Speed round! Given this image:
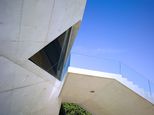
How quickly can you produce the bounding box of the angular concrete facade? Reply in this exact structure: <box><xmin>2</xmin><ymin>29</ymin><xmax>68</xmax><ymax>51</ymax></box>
<box><xmin>0</xmin><ymin>0</ymin><xmax>86</xmax><ymax>114</ymax></box>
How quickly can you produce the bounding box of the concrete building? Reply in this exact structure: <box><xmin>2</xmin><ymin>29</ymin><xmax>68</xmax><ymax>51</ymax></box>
<box><xmin>0</xmin><ymin>0</ymin><xmax>154</xmax><ymax>115</ymax></box>
<box><xmin>0</xmin><ymin>0</ymin><xmax>86</xmax><ymax>114</ymax></box>
<box><xmin>60</xmin><ymin>53</ymin><xmax>154</xmax><ymax>115</ymax></box>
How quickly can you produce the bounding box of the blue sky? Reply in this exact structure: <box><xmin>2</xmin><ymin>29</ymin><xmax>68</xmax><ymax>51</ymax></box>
<box><xmin>72</xmin><ymin>0</ymin><xmax>154</xmax><ymax>82</ymax></box>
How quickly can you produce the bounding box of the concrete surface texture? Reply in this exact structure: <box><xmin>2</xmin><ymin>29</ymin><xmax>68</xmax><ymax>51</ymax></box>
<box><xmin>0</xmin><ymin>0</ymin><xmax>86</xmax><ymax>115</ymax></box>
<box><xmin>60</xmin><ymin>68</ymin><xmax>154</xmax><ymax>115</ymax></box>
<box><xmin>68</xmin><ymin>67</ymin><xmax>154</xmax><ymax>104</ymax></box>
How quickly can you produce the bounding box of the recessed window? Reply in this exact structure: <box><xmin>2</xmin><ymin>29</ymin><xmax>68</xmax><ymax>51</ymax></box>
<box><xmin>29</xmin><ymin>21</ymin><xmax>81</xmax><ymax>80</ymax></box>
<box><xmin>29</xmin><ymin>28</ymin><xmax>71</xmax><ymax>80</ymax></box>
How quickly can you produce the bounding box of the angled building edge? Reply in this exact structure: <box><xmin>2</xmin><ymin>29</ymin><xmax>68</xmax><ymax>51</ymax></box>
<box><xmin>0</xmin><ymin>0</ymin><xmax>86</xmax><ymax>115</ymax></box>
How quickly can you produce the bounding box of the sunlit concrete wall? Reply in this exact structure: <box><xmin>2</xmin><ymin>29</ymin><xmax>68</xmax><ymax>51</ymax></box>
<box><xmin>0</xmin><ymin>0</ymin><xmax>86</xmax><ymax>114</ymax></box>
<box><xmin>60</xmin><ymin>68</ymin><xmax>154</xmax><ymax>115</ymax></box>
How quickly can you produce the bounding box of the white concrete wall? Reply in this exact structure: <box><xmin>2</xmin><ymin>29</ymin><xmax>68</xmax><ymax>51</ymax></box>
<box><xmin>0</xmin><ymin>56</ymin><xmax>61</xmax><ymax>115</ymax></box>
<box><xmin>0</xmin><ymin>0</ymin><xmax>86</xmax><ymax>114</ymax></box>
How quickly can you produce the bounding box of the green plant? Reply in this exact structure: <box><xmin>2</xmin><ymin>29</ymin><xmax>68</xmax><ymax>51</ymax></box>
<box><xmin>62</xmin><ymin>102</ymin><xmax>91</xmax><ymax>115</ymax></box>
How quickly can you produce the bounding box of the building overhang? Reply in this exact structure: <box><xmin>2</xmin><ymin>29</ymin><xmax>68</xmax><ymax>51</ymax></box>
<box><xmin>60</xmin><ymin>67</ymin><xmax>154</xmax><ymax>115</ymax></box>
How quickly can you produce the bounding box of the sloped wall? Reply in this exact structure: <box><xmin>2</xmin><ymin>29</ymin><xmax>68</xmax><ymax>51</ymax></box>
<box><xmin>0</xmin><ymin>56</ymin><xmax>61</xmax><ymax>115</ymax></box>
<box><xmin>0</xmin><ymin>0</ymin><xmax>86</xmax><ymax>115</ymax></box>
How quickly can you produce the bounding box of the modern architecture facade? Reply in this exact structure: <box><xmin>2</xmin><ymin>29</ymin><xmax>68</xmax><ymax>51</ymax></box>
<box><xmin>0</xmin><ymin>0</ymin><xmax>154</xmax><ymax>115</ymax></box>
<box><xmin>0</xmin><ymin>0</ymin><xmax>86</xmax><ymax>114</ymax></box>
<box><xmin>60</xmin><ymin>53</ymin><xmax>154</xmax><ymax>115</ymax></box>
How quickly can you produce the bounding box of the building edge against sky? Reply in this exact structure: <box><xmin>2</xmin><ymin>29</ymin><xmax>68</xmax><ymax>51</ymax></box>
<box><xmin>0</xmin><ymin>0</ymin><xmax>154</xmax><ymax>115</ymax></box>
<box><xmin>0</xmin><ymin>0</ymin><xmax>86</xmax><ymax>115</ymax></box>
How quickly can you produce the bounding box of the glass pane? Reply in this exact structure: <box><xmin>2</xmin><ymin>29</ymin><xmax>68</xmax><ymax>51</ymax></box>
<box><xmin>29</xmin><ymin>29</ymin><xmax>70</xmax><ymax>80</ymax></box>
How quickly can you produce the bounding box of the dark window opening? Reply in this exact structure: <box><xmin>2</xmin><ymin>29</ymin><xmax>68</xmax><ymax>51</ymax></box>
<box><xmin>29</xmin><ymin>28</ymin><xmax>72</xmax><ymax>80</ymax></box>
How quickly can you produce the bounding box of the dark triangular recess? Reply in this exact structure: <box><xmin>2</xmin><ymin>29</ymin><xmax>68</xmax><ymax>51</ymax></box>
<box><xmin>29</xmin><ymin>21</ymin><xmax>81</xmax><ymax>80</ymax></box>
<box><xmin>29</xmin><ymin>28</ymin><xmax>71</xmax><ymax>80</ymax></box>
